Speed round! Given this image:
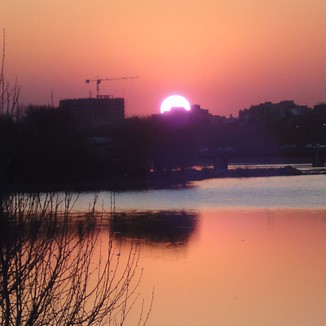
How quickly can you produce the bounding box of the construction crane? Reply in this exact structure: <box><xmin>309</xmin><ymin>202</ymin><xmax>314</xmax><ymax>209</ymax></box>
<box><xmin>85</xmin><ymin>76</ymin><xmax>138</xmax><ymax>98</ymax></box>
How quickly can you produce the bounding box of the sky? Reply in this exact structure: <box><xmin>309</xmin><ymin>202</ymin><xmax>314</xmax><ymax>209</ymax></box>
<box><xmin>1</xmin><ymin>0</ymin><xmax>326</xmax><ymax>117</ymax></box>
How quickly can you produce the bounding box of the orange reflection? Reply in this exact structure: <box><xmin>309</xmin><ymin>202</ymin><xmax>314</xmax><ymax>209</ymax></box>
<box><xmin>123</xmin><ymin>208</ymin><xmax>326</xmax><ymax>325</ymax></box>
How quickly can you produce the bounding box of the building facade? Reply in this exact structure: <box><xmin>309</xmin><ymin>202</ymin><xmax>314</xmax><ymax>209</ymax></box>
<box><xmin>59</xmin><ymin>96</ymin><xmax>124</xmax><ymax>131</ymax></box>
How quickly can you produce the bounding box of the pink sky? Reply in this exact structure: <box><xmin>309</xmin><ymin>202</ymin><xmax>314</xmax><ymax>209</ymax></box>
<box><xmin>1</xmin><ymin>0</ymin><xmax>326</xmax><ymax>116</ymax></box>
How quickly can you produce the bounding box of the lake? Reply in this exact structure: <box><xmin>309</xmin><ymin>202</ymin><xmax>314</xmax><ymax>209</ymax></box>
<box><xmin>74</xmin><ymin>174</ymin><xmax>326</xmax><ymax>325</ymax></box>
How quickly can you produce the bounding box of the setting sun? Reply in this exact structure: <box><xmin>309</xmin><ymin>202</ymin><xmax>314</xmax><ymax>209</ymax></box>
<box><xmin>160</xmin><ymin>95</ymin><xmax>191</xmax><ymax>114</ymax></box>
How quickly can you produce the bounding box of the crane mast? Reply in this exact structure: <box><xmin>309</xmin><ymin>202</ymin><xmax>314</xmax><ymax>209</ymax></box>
<box><xmin>85</xmin><ymin>76</ymin><xmax>138</xmax><ymax>98</ymax></box>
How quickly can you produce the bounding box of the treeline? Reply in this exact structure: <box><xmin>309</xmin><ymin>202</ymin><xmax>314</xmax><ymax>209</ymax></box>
<box><xmin>0</xmin><ymin>105</ymin><xmax>325</xmax><ymax>188</ymax></box>
<box><xmin>0</xmin><ymin>106</ymin><xmax>92</xmax><ymax>187</ymax></box>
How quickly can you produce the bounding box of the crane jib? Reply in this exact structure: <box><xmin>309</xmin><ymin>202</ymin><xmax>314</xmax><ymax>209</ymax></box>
<box><xmin>85</xmin><ymin>76</ymin><xmax>139</xmax><ymax>97</ymax></box>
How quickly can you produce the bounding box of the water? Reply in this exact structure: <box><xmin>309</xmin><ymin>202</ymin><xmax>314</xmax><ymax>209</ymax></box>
<box><xmin>132</xmin><ymin>208</ymin><xmax>326</xmax><ymax>326</ymax></box>
<box><xmin>2</xmin><ymin>174</ymin><xmax>325</xmax><ymax>325</ymax></box>
<box><xmin>104</xmin><ymin>174</ymin><xmax>325</xmax><ymax>326</ymax></box>
<box><xmin>76</xmin><ymin>174</ymin><xmax>326</xmax><ymax>211</ymax></box>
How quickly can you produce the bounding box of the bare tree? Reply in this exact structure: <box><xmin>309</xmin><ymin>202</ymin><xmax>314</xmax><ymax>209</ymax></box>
<box><xmin>0</xmin><ymin>29</ymin><xmax>21</xmax><ymax>118</ymax></box>
<box><xmin>0</xmin><ymin>192</ymin><xmax>153</xmax><ymax>325</ymax></box>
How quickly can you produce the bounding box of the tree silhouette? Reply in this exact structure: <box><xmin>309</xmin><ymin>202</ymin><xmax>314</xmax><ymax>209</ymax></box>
<box><xmin>0</xmin><ymin>29</ymin><xmax>20</xmax><ymax>118</ymax></box>
<box><xmin>0</xmin><ymin>193</ymin><xmax>152</xmax><ymax>325</ymax></box>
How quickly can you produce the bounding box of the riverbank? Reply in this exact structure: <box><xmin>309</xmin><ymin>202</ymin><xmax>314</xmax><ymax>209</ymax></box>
<box><xmin>3</xmin><ymin>165</ymin><xmax>323</xmax><ymax>193</ymax></box>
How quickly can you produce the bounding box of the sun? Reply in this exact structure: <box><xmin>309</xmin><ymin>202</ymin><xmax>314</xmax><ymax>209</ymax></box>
<box><xmin>160</xmin><ymin>95</ymin><xmax>191</xmax><ymax>114</ymax></box>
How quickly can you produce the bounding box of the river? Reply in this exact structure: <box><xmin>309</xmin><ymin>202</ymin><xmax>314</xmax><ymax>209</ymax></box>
<box><xmin>74</xmin><ymin>174</ymin><xmax>326</xmax><ymax>325</ymax></box>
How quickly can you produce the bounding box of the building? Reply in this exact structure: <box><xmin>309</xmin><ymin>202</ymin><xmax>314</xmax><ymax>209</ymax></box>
<box><xmin>190</xmin><ymin>104</ymin><xmax>212</xmax><ymax>123</ymax></box>
<box><xmin>59</xmin><ymin>96</ymin><xmax>124</xmax><ymax>131</ymax></box>
<box><xmin>152</xmin><ymin>103</ymin><xmax>212</xmax><ymax>126</ymax></box>
<box><xmin>238</xmin><ymin>100</ymin><xmax>311</xmax><ymax>124</ymax></box>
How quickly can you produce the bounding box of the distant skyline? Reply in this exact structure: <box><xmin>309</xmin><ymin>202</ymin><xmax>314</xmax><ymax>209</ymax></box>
<box><xmin>1</xmin><ymin>0</ymin><xmax>326</xmax><ymax>116</ymax></box>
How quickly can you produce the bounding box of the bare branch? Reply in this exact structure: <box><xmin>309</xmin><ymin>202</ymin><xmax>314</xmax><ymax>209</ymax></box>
<box><xmin>0</xmin><ymin>29</ymin><xmax>20</xmax><ymax>118</ymax></box>
<box><xmin>0</xmin><ymin>193</ymin><xmax>152</xmax><ymax>325</ymax></box>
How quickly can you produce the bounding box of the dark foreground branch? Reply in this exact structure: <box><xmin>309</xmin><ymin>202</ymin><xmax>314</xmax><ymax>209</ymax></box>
<box><xmin>0</xmin><ymin>193</ymin><xmax>152</xmax><ymax>325</ymax></box>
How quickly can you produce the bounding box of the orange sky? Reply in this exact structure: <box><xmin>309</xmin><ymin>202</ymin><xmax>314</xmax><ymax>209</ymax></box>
<box><xmin>1</xmin><ymin>0</ymin><xmax>326</xmax><ymax>116</ymax></box>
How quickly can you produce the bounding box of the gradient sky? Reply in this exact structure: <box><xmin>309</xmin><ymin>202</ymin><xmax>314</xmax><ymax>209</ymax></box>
<box><xmin>1</xmin><ymin>0</ymin><xmax>326</xmax><ymax>116</ymax></box>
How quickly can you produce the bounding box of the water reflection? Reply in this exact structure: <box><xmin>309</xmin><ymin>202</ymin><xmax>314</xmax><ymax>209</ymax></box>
<box><xmin>0</xmin><ymin>193</ymin><xmax>151</xmax><ymax>326</ymax></box>
<box><xmin>3</xmin><ymin>175</ymin><xmax>325</xmax><ymax>326</ymax></box>
<box><xmin>130</xmin><ymin>208</ymin><xmax>326</xmax><ymax>326</ymax></box>
<box><xmin>110</xmin><ymin>210</ymin><xmax>199</xmax><ymax>245</ymax></box>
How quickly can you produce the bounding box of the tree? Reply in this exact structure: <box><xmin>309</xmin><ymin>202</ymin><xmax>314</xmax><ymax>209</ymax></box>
<box><xmin>0</xmin><ymin>29</ymin><xmax>20</xmax><ymax>118</ymax></box>
<box><xmin>0</xmin><ymin>192</ymin><xmax>152</xmax><ymax>325</ymax></box>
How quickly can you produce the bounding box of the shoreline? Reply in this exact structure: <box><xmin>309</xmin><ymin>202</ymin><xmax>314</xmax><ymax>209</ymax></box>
<box><xmin>1</xmin><ymin>165</ymin><xmax>325</xmax><ymax>193</ymax></box>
